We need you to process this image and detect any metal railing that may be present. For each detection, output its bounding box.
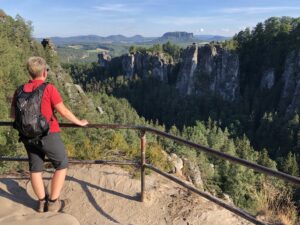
[1,121,300,225]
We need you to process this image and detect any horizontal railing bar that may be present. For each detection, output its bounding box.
[0,156,139,166]
[1,121,299,186]
[144,127,300,187]
[0,122,144,130]
[145,164,265,225]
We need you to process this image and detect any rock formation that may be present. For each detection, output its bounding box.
[101,43,239,101]
[169,153,184,176]
[260,69,275,90]
[132,52,173,81]
[279,48,300,116]
[157,31,194,42]
[176,43,198,95]
[98,52,111,67]
[41,38,56,51]
[98,43,300,119]
[183,158,204,190]
[176,43,239,101]
[122,54,135,78]
[101,51,174,82]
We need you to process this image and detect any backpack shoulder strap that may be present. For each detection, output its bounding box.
[26,82,49,98]
[16,84,25,97]
[16,82,49,99]
[37,82,49,92]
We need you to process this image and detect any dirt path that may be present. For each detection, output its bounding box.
[0,164,252,225]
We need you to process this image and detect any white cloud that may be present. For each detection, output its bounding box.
[219,6,300,15]
[152,16,232,26]
[221,28,230,33]
[94,4,137,13]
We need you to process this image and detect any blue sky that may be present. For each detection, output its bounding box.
[1,0,300,37]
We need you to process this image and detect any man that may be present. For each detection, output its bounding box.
[11,56,88,212]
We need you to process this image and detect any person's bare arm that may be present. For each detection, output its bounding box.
[54,102,88,126]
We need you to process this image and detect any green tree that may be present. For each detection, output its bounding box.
[281,152,299,176]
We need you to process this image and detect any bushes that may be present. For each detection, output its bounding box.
[255,181,299,225]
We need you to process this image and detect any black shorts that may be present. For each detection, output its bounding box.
[23,133,68,172]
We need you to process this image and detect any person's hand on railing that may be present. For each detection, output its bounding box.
[54,102,89,127]
[78,119,89,127]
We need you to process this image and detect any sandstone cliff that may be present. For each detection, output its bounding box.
[176,43,239,101]
[279,48,300,117]
[99,43,300,117]
[99,52,174,82]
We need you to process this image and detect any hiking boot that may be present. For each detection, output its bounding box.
[47,198,70,212]
[37,195,48,213]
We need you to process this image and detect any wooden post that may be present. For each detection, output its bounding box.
[140,129,146,202]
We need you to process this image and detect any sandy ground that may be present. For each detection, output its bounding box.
[0,164,253,225]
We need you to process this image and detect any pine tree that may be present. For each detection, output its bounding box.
[282,152,299,176]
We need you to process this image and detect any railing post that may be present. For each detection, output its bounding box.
[140,129,146,202]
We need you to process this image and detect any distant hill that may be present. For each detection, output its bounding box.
[154,32,194,43]
[151,32,231,44]
[194,35,231,41]
[37,35,156,46]
[37,32,231,46]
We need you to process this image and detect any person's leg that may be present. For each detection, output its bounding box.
[50,168,67,200]
[42,133,69,202]
[24,143,46,199]
[30,172,46,200]
[24,143,47,212]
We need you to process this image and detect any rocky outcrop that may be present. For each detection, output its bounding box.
[169,153,184,176]
[279,49,300,116]
[176,43,198,95]
[122,54,135,78]
[168,153,204,190]
[133,52,173,81]
[0,10,6,22]
[98,52,111,67]
[99,44,239,100]
[96,106,104,114]
[260,69,275,90]
[157,31,194,42]
[41,38,56,51]
[176,44,239,101]
[96,43,300,112]
[102,52,174,81]
[182,158,204,190]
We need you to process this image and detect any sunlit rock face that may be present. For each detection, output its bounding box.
[176,44,239,101]
[279,48,300,117]
[96,42,300,116]
[121,52,173,82]
[98,52,111,67]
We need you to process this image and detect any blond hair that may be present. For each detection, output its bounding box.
[26,56,47,78]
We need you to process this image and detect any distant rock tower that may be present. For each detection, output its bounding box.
[0,10,7,22]
[122,54,135,78]
[41,38,57,61]
[98,52,111,67]
[41,38,56,51]
[176,43,198,95]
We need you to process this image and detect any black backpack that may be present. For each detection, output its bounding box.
[13,83,50,142]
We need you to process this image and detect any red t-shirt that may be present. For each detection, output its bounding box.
[12,80,62,133]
